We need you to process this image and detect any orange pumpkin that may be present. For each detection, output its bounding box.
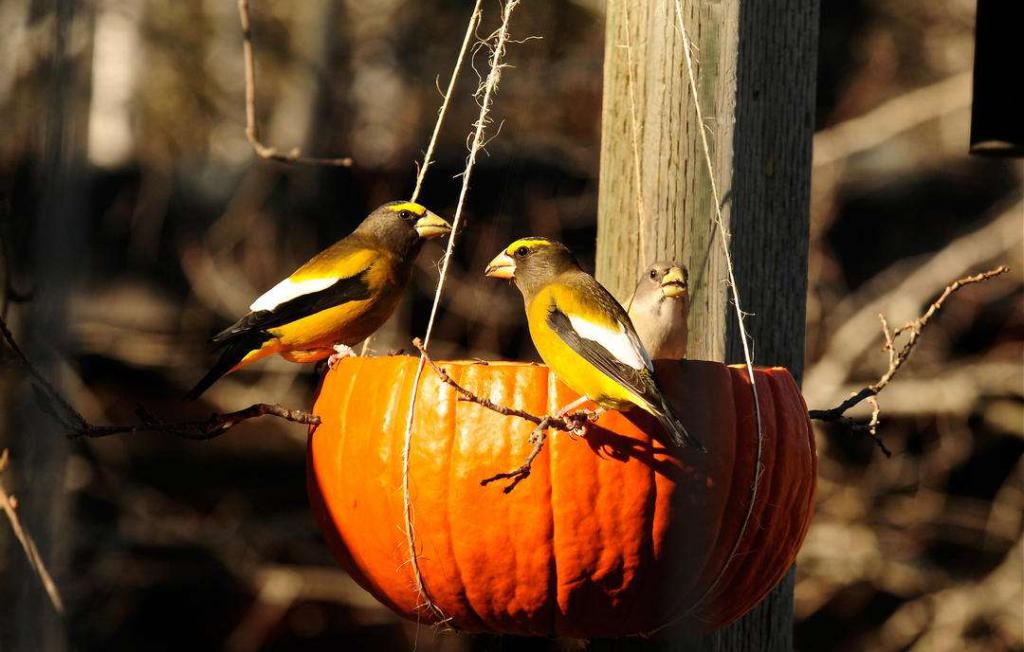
[307,356,816,638]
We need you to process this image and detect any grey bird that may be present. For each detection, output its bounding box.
[627,261,690,360]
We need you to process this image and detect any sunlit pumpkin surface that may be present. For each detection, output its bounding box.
[307,356,816,638]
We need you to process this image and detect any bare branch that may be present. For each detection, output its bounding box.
[237,0,352,167]
[0,313,319,441]
[810,266,1010,453]
[480,421,550,493]
[72,403,319,441]
[0,450,64,614]
[804,202,1021,407]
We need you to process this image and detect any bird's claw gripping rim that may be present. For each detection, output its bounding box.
[563,408,601,438]
[327,344,357,369]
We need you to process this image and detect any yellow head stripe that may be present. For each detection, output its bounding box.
[504,237,558,254]
[388,202,427,216]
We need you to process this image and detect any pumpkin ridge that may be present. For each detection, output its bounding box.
[635,429,658,631]
[517,364,558,635]
[713,371,805,626]
[439,363,478,629]
[766,372,814,606]
[769,372,815,590]
[678,364,747,622]
[790,373,818,549]
[787,373,816,580]
[486,361,533,632]
[706,369,777,624]
[397,359,431,618]
[681,363,740,625]
[321,358,406,617]
[502,366,520,629]
[738,373,789,619]
[545,367,570,636]
[327,359,376,590]
[729,372,781,622]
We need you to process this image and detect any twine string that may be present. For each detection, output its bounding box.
[409,2,484,204]
[400,0,522,620]
[360,1,482,358]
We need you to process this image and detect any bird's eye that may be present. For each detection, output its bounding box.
[515,246,529,258]
[399,210,412,221]
[649,270,658,279]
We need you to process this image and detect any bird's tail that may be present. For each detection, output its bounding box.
[652,397,706,452]
[185,332,271,400]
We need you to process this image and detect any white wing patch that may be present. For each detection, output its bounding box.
[250,277,338,312]
[567,313,649,371]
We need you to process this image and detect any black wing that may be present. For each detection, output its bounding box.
[545,304,660,408]
[213,269,372,343]
[546,302,705,451]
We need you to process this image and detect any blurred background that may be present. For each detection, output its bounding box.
[0,0,1021,650]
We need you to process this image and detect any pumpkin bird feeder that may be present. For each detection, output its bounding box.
[307,356,816,637]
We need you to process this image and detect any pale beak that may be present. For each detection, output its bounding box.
[484,252,515,279]
[660,266,688,299]
[414,211,452,239]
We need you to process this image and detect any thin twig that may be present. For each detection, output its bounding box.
[72,403,319,441]
[809,265,1010,453]
[0,313,319,440]
[237,0,352,167]
[0,450,65,614]
[479,421,550,493]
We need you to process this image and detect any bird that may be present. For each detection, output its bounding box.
[185,201,451,399]
[627,261,690,360]
[484,237,705,451]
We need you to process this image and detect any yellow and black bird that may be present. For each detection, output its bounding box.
[186,201,451,399]
[485,238,705,451]
[627,261,690,360]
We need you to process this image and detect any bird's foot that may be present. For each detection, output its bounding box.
[327,344,357,369]
[563,408,603,438]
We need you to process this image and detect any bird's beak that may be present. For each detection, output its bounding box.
[660,266,688,299]
[484,252,515,279]
[414,212,452,239]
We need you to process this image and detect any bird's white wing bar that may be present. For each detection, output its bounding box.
[567,313,647,371]
[250,277,339,312]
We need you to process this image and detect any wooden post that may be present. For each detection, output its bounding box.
[595,0,817,649]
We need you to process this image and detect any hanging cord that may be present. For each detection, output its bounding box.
[360,2,483,358]
[400,0,522,621]
[654,0,767,629]
[409,2,484,204]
